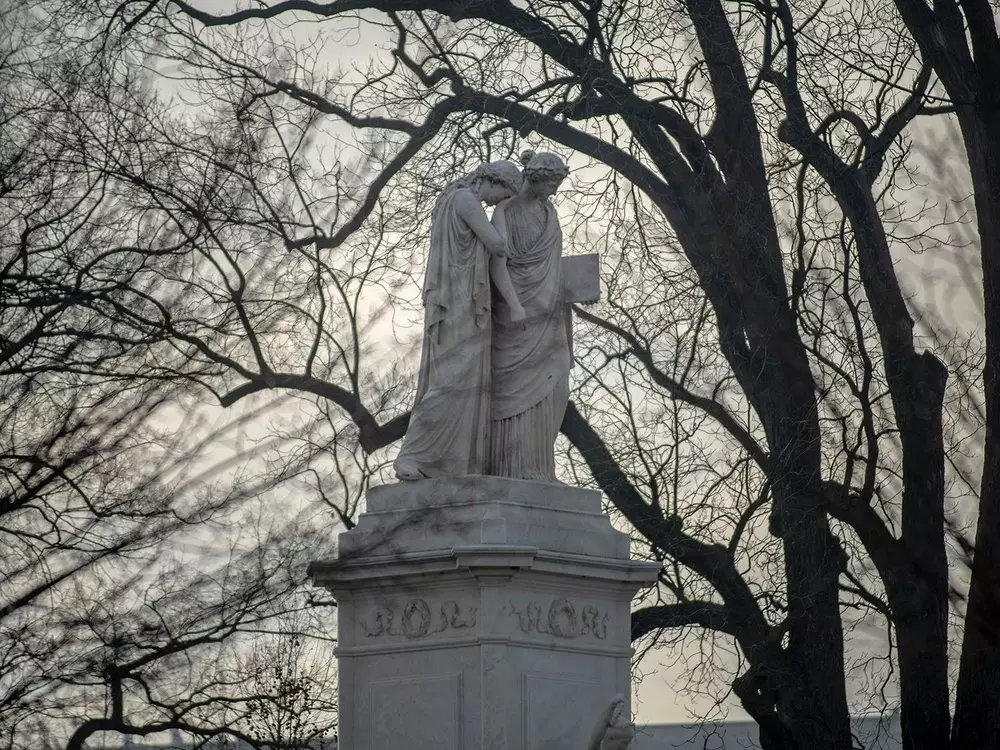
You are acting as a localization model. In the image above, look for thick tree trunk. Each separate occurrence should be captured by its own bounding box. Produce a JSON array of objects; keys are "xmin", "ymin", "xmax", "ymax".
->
[
  {"xmin": 883, "ymin": 3, "xmax": 1000, "ymax": 744},
  {"xmin": 762, "ymin": 344, "xmax": 851, "ymax": 750},
  {"xmin": 839, "ymin": 187, "xmax": 951, "ymax": 750},
  {"xmin": 775, "ymin": 99, "xmax": 953, "ymax": 746},
  {"xmin": 893, "ymin": 354, "xmax": 950, "ymax": 750},
  {"xmin": 951, "ymin": 110, "xmax": 1000, "ymax": 750},
  {"xmin": 889, "ymin": 550, "xmax": 950, "ymax": 750},
  {"xmin": 732, "ymin": 667, "xmax": 799, "ymax": 750},
  {"xmin": 674, "ymin": 2, "xmax": 854, "ymax": 742}
]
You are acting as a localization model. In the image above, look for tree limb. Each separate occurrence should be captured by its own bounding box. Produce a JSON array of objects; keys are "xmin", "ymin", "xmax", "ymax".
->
[{"xmin": 631, "ymin": 601, "xmax": 734, "ymax": 640}]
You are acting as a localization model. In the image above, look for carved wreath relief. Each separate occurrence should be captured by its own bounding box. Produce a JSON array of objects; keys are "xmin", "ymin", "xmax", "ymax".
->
[
  {"xmin": 361, "ymin": 599, "xmax": 477, "ymax": 638},
  {"xmin": 503, "ymin": 598, "xmax": 609, "ymax": 640}
]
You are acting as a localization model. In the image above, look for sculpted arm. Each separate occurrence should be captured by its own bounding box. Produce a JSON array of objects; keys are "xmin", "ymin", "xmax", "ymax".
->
[
  {"xmin": 454, "ymin": 190, "xmax": 508, "ymax": 256},
  {"xmin": 453, "ymin": 191, "xmax": 525, "ymax": 320},
  {"xmin": 489, "ymin": 201, "xmax": 526, "ymax": 322}
]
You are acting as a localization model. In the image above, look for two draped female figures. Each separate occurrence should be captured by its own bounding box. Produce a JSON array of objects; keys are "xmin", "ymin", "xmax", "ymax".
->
[{"xmin": 393, "ymin": 151, "xmax": 573, "ymax": 483}]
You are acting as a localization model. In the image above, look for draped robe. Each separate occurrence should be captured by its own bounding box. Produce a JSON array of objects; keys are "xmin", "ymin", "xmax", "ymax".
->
[
  {"xmin": 393, "ymin": 187, "xmax": 492, "ymax": 478},
  {"xmin": 488, "ymin": 198, "xmax": 571, "ymax": 481}
]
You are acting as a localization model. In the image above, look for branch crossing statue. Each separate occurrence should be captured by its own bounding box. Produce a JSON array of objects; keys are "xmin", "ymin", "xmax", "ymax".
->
[{"xmin": 394, "ymin": 151, "xmax": 600, "ymax": 483}]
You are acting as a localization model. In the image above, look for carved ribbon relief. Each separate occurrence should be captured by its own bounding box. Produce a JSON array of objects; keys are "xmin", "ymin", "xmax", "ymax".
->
[
  {"xmin": 503, "ymin": 598, "xmax": 609, "ymax": 640},
  {"xmin": 361, "ymin": 599, "xmax": 477, "ymax": 638}
]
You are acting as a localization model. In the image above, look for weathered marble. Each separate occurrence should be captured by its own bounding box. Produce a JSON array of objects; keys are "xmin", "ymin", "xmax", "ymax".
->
[
  {"xmin": 562, "ymin": 253, "xmax": 600, "ymax": 305},
  {"xmin": 308, "ymin": 477, "xmax": 658, "ymax": 750},
  {"xmin": 394, "ymin": 154, "xmax": 603, "ymax": 485},
  {"xmin": 393, "ymin": 161, "xmax": 522, "ymax": 482},
  {"xmin": 488, "ymin": 151, "xmax": 573, "ymax": 482}
]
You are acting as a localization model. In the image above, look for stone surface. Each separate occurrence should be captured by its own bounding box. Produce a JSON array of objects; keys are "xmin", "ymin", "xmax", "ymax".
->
[
  {"xmin": 586, "ymin": 695, "xmax": 635, "ymax": 750},
  {"xmin": 309, "ymin": 477, "xmax": 659, "ymax": 750},
  {"xmin": 338, "ymin": 476, "xmax": 627, "ymax": 560},
  {"xmin": 392, "ymin": 160, "xmax": 523, "ymax": 482},
  {"xmin": 487, "ymin": 151, "xmax": 572, "ymax": 482},
  {"xmin": 562, "ymin": 253, "xmax": 600, "ymax": 305},
  {"xmin": 393, "ymin": 153, "xmax": 590, "ymax": 484}
]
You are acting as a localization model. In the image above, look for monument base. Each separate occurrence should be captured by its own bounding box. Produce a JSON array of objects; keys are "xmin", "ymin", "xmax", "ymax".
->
[{"xmin": 308, "ymin": 477, "xmax": 659, "ymax": 750}]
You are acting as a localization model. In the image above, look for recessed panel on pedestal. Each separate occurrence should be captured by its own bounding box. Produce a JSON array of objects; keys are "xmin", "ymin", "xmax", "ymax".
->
[
  {"xmin": 523, "ymin": 673, "xmax": 605, "ymax": 750},
  {"xmin": 370, "ymin": 673, "xmax": 462, "ymax": 750}
]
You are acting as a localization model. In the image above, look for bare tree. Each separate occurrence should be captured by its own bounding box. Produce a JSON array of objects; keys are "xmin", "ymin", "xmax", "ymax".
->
[
  {"xmin": 8, "ymin": 0, "xmax": 989, "ymax": 748},
  {"xmin": 881, "ymin": 4, "xmax": 1000, "ymax": 747},
  {"xmin": 231, "ymin": 611, "xmax": 338, "ymax": 750},
  {"xmin": 0, "ymin": 8, "xmax": 350, "ymax": 749}
]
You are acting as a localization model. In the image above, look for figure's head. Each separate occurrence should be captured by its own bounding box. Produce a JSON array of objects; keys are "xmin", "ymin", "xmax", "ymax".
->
[
  {"xmin": 519, "ymin": 150, "xmax": 569, "ymax": 199},
  {"xmin": 471, "ymin": 160, "xmax": 522, "ymax": 205}
]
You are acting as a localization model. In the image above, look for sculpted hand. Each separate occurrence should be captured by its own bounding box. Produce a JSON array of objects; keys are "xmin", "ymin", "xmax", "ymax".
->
[{"xmin": 508, "ymin": 301, "xmax": 527, "ymax": 322}]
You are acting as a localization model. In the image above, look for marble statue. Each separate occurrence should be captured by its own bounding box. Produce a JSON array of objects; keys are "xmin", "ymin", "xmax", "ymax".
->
[
  {"xmin": 393, "ymin": 161, "xmax": 524, "ymax": 481},
  {"xmin": 586, "ymin": 694, "xmax": 636, "ymax": 750},
  {"xmin": 488, "ymin": 150, "xmax": 572, "ymax": 481}
]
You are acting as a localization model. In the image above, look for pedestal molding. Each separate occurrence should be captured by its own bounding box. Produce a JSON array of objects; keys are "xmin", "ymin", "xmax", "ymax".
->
[
  {"xmin": 310, "ymin": 478, "xmax": 659, "ymax": 750},
  {"xmin": 312, "ymin": 545, "xmax": 659, "ymax": 588},
  {"xmin": 335, "ymin": 638, "xmax": 633, "ymax": 659}
]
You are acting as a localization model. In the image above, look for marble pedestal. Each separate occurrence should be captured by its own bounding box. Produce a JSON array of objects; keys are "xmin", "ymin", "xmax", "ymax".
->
[{"xmin": 308, "ymin": 477, "xmax": 659, "ymax": 750}]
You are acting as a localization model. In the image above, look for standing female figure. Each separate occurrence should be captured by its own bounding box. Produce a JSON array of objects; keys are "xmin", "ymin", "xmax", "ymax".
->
[
  {"xmin": 488, "ymin": 151, "xmax": 571, "ymax": 481},
  {"xmin": 394, "ymin": 161, "xmax": 524, "ymax": 480}
]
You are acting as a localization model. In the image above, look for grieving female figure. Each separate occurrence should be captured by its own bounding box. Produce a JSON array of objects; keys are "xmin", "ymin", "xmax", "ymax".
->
[
  {"xmin": 393, "ymin": 161, "xmax": 524, "ymax": 481},
  {"xmin": 488, "ymin": 151, "xmax": 571, "ymax": 481}
]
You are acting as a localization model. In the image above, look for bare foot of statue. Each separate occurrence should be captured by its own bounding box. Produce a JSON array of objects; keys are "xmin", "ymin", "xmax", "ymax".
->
[{"xmin": 393, "ymin": 458, "xmax": 424, "ymax": 481}]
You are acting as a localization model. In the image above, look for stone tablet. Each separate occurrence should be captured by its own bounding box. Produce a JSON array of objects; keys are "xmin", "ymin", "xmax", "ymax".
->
[{"xmin": 562, "ymin": 253, "xmax": 600, "ymax": 304}]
